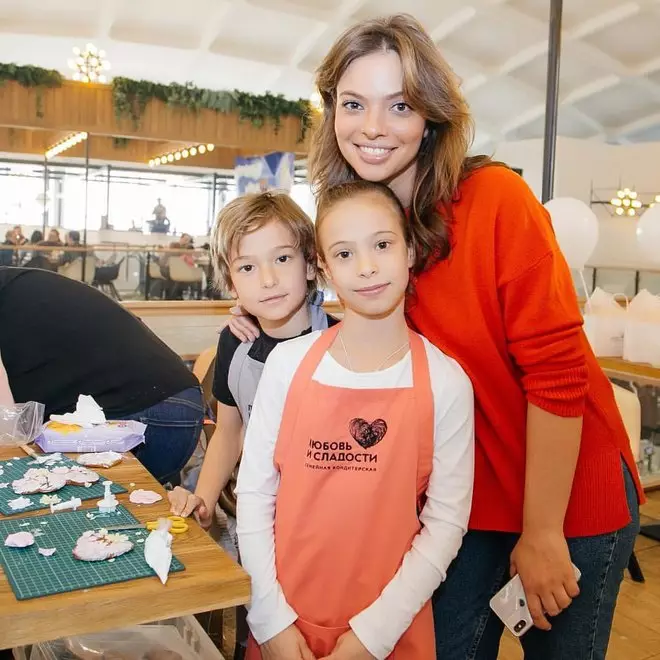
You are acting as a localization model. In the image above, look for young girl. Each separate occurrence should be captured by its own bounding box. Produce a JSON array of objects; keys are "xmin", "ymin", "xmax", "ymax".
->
[{"xmin": 236, "ymin": 180, "xmax": 474, "ymax": 660}]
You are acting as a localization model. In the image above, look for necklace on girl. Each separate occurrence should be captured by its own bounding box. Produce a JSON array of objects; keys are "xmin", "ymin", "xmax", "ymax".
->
[{"xmin": 338, "ymin": 330, "xmax": 409, "ymax": 372}]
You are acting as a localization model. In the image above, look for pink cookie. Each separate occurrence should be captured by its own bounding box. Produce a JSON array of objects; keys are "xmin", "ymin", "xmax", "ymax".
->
[
  {"xmin": 5, "ymin": 532, "xmax": 35, "ymax": 548},
  {"xmin": 129, "ymin": 489, "xmax": 163, "ymax": 505}
]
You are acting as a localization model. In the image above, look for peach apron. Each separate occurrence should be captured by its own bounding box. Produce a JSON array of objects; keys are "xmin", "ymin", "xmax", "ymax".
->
[{"xmin": 246, "ymin": 324, "xmax": 435, "ymax": 658}]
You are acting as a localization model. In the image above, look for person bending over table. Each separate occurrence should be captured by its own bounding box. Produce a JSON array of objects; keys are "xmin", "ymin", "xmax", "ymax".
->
[{"xmin": 0, "ymin": 266, "xmax": 203, "ymax": 486}]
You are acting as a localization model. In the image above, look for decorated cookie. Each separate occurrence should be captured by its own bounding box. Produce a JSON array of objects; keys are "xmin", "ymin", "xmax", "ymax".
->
[
  {"xmin": 76, "ymin": 451, "xmax": 123, "ymax": 468},
  {"xmin": 73, "ymin": 529, "xmax": 134, "ymax": 562}
]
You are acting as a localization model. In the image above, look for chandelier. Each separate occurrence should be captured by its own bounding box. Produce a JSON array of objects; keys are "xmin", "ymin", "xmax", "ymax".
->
[
  {"xmin": 68, "ymin": 44, "xmax": 111, "ymax": 83},
  {"xmin": 610, "ymin": 188, "xmax": 643, "ymax": 217}
]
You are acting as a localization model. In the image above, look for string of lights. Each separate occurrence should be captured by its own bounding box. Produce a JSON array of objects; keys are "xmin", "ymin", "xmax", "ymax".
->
[{"xmin": 149, "ymin": 143, "xmax": 215, "ymax": 167}]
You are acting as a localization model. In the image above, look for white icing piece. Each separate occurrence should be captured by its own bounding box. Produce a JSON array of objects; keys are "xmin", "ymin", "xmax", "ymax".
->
[
  {"xmin": 39, "ymin": 494, "xmax": 62, "ymax": 506},
  {"xmin": 73, "ymin": 530, "xmax": 134, "ymax": 561},
  {"xmin": 129, "ymin": 489, "xmax": 163, "ymax": 505},
  {"xmin": 30, "ymin": 453, "xmax": 63, "ymax": 466},
  {"xmin": 5, "ymin": 532, "xmax": 35, "ymax": 548},
  {"xmin": 8, "ymin": 496, "xmax": 32, "ymax": 510},
  {"xmin": 0, "ymin": 483, "xmax": 8, "ymax": 489},
  {"xmin": 38, "ymin": 548, "xmax": 56, "ymax": 557},
  {"xmin": 64, "ymin": 466, "xmax": 100, "ymax": 485},
  {"xmin": 76, "ymin": 452, "xmax": 123, "ymax": 468}
]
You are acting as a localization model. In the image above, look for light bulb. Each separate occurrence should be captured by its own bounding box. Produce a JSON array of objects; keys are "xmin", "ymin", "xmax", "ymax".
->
[
  {"xmin": 610, "ymin": 198, "xmax": 621, "ymax": 206},
  {"xmin": 174, "ymin": 152, "xmax": 182, "ymax": 160},
  {"xmin": 655, "ymin": 195, "xmax": 660, "ymax": 203},
  {"xmin": 630, "ymin": 191, "xmax": 637, "ymax": 199},
  {"xmin": 166, "ymin": 154, "xmax": 173, "ymax": 162},
  {"xmin": 624, "ymin": 188, "xmax": 630, "ymax": 194},
  {"xmin": 190, "ymin": 147, "xmax": 197, "ymax": 156},
  {"xmin": 617, "ymin": 190, "xmax": 624, "ymax": 198},
  {"xmin": 633, "ymin": 200, "xmax": 642, "ymax": 208},
  {"xmin": 207, "ymin": 144, "xmax": 215, "ymax": 151},
  {"xmin": 199, "ymin": 145, "xmax": 206, "ymax": 154},
  {"xmin": 182, "ymin": 150, "xmax": 189, "ymax": 158},
  {"xmin": 623, "ymin": 198, "xmax": 630, "ymax": 206},
  {"xmin": 627, "ymin": 208, "xmax": 635, "ymax": 216},
  {"xmin": 149, "ymin": 160, "xmax": 154, "ymax": 167}
]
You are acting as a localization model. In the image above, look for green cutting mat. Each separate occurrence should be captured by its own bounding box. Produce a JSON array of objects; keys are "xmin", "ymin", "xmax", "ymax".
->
[
  {"xmin": 0, "ymin": 455, "xmax": 125, "ymax": 516},
  {"xmin": 0, "ymin": 505, "xmax": 184, "ymax": 600}
]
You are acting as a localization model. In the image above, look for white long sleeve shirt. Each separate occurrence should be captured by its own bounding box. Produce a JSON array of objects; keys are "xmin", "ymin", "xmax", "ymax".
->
[{"xmin": 236, "ymin": 331, "xmax": 475, "ymax": 659}]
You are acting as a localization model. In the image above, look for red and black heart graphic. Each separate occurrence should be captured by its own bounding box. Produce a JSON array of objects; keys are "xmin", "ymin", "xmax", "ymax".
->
[{"xmin": 349, "ymin": 418, "xmax": 388, "ymax": 449}]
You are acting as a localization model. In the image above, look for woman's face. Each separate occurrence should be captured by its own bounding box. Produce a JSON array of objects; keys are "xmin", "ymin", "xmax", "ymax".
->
[{"xmin": 334, "ymin": 50, "xmax": 427, "ymax": 204}]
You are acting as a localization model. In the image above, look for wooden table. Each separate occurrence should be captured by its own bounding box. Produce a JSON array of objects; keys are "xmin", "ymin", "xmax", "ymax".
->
[
  {"xmin": 0, "ymin": 447, "xmax": 250, "ymax": 650},
  {"xmin": 597, "ymin": 357, "xmax": 660, "ymax": 387}
]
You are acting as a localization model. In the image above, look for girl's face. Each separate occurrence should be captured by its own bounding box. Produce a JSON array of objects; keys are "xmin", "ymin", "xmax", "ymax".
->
[
  {"xmin": 318, "ymin": 194, "xmax": 413, "ymax": 319},
  {"xmin": 334, "ymin": 50, "xmax": 427, "ymax": 204}
]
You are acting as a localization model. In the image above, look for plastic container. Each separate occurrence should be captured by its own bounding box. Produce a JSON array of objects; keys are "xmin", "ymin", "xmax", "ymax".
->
[{"xmin": 22, "ymin": 614, "xmax": 224, "ymax": 660}]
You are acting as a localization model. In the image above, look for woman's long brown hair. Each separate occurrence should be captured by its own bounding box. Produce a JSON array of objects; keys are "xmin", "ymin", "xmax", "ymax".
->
[{"xmin": 308, "ymin": 13, "xmax": 495, "ymax": 273}]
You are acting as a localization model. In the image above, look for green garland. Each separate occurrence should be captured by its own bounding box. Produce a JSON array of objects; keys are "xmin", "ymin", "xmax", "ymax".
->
[
  {"xmin": 0, "ymin": 62, "xmax": 312, "ymax": 141},
  {"xmin": 0, "ymin": 62, "xmax": 63, "ymax": 88},
  {"xmin": 0, "ymin": 63, "xmax": 63, "ymax": 118},
  {"xmin": 111, "ymin": 77, "xmax": 312, "ymax": 142}
]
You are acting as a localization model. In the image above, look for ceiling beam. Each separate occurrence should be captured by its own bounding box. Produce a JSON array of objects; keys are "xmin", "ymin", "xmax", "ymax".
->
[
  {"xmin": 430, "ymin": 7, "xmax": 478, "ymax": 42},
  {"xmin": 609, "ymin": 111, "xmax": 660, "ymax": 141},
  {"xmin": 266, "ymin": 0, "xmax": 370, "ymax": 90},
  {"xmin": 461, "ymin": 2, "xmax": 641, "ymax": 94}
]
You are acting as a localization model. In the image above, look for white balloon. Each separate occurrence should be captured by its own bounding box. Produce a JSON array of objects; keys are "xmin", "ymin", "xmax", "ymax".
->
[
  {"xmin": 636, "ymin": 205, "xmax": 660, "ymax": 266},
  {"xmin": 544, "ymin": 197, "xmax": 599, "ymax": 270}
]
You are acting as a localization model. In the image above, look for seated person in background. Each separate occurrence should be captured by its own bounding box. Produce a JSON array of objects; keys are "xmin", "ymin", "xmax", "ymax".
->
[
  {"xmin": 168, "ymin": 191, "xmax": 336, "ymax": 527},
  {"xmin": 58, "ymin": 230, "xmax": 84, "ymax": 267},
  {"xmin": 0, "ymin": 267, "xmax": 203, "ymax": 486},
  {"xmin": 0, "ymin": 231, "xmax": 15, "ymax": 267}
]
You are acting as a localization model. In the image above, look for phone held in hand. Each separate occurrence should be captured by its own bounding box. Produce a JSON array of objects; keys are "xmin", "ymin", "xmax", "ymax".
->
[{"xmin": 489, "ymin": 563, "xmax": 582, "ymax": 637}]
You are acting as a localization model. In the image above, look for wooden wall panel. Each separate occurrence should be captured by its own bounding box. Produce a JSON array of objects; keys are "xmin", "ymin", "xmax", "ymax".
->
[{"xmin": 0, "ymin": 81, "xmax": 311, "ymax": 154}]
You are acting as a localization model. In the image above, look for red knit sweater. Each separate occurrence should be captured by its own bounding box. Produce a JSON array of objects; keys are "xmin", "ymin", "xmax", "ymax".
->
[{"xmin": 407, "ymin": 166, "xmax": 644, "ymax": 537}]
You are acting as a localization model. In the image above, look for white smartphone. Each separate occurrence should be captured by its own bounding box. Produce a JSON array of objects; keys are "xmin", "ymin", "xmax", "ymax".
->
[{"xmin": 489, "ymin": 563, "xmax": 581, "ymax": 637}]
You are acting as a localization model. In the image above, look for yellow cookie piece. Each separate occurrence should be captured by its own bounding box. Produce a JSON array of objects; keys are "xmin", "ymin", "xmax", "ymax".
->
[{"xmin": 47, "ymin": 421, "xmax": 83, "ymax": 434}]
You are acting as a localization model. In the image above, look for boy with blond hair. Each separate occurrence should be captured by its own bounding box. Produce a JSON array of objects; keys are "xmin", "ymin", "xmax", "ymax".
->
[{"xmin": 169, "ymin": 191, "xmax": 335, "ymax": 526}]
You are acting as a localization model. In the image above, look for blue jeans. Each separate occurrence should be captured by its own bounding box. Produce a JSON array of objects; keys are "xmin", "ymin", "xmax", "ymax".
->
[
  {"xmin": 433, "ymin": 461, "xmax": 640, "ymax": 659},
  {"xmin": 116, "ymin": 386, "xmax": 204, "ymax": 486}
]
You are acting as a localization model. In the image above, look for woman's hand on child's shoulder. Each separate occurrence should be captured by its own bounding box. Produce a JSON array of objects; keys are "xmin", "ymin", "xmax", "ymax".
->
[
  {"xmin": 319, "ymin": 631, "xmax": 375, "ymax": 660},
  {"xmin": 220, "ymin": 303, "xmax": 260, "ymax": 343},
  {"xmin": 261, "ymin": 624, "xmax": 316, "ymax": 660},
  {"xmin": 167, "ymin": 486, "xmax": 213, "ymax": 530}
]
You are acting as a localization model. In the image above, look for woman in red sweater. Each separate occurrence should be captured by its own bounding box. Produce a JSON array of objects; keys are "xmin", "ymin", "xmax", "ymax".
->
[
  {"xmin": 310, "ymin": 14, "xmax": 643, "ymax": 660},
  {"xmin": 228, "ymin": 13, "xmax": 642, "ymax": 660}
]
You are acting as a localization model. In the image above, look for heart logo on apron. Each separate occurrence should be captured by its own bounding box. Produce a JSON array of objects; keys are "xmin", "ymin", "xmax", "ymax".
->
[{"xmin": 349, "ymin": 418, "xmax": 388, "ymax": 449}]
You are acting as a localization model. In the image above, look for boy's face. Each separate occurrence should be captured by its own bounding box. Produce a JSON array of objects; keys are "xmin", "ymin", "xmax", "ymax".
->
[
  {"xmin": 318, "ymin": 194, "xmax": 413, "ymax": 318},
  {"xmin": 229, "ymin": 219, "xmax": 315, "ymax": 323}
]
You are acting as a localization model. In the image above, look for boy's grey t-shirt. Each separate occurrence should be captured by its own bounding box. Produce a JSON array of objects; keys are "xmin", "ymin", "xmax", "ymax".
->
[{"xmin": 212, "ymin": 309, "xmax": 337, "ymax": 423}]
